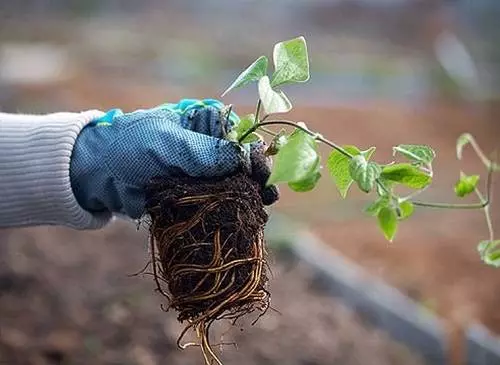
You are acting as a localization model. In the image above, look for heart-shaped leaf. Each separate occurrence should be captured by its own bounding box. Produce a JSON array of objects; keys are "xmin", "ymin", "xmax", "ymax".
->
[
  {"xmin": 271, "ymin": 36, "xmax": 310, "ymax": 87},
  {"xmin": 288, "ymin": 158, "xmax": 321, "ymax": 192},
  {"xmin": 267, "ymin": 130, "xmax": 318, "ymax": 186},
  {"xmin": 327, "ymin": 146, "xmax": 376, "ymax": 198},
  {"xmin": 393, "ymin": 144, "xmax": 436, "ymax": 165},
  {"xmin": 454, "ymin": 173, "xmax": 479, "ymax": 197},
  {"xmin": 258, "ymin": 76, "xmax": 292, "ymax": 114},
  {"xmin": 378, "ymin": 207, "xmax": 398, "ymax": 242},
  {"xmin": 222, "ymin": 56, "xmax": 268, "ymax": 97},
  {"xmin": 381, "ymin": 163, "xmax": 432, "ymax": 189}
]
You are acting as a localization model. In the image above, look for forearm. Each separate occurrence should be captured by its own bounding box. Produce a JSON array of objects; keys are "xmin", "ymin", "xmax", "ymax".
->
[{"xmin": 0, "ymin": 110, "xmax": 112, "ymax": 229}]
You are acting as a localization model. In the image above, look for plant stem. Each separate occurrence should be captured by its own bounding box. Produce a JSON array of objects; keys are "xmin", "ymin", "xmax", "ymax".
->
[
  {"xmin": 466, "ymin": 134, "xmax": 493, "ymax": 169},
  {"xmin": 246, "ymin": 121, "xmax": 400, "ymax": 202},
  {"xmin": 411, "ymin": 201, "xmax": 488, "ymax": 209},
  {"xmin": 411, "ymin": 165, "xmax": 493, "ymax": 210},
  {"xmin": 474, "ymin": 168, "xmax": 495, "ymax": 241},
  {"xmin": 254, "ymin": 100, "xmax": 262, "ymax": 125},
  {"xmin": 478, "ymin": 194, "xmax": 494, "ymax": 241},
  {"xmin": 401, "ymin": 185, "xmax": 430, "ymax": 202},
  {"xmin": 484, "ymin": 205, "xmax": 494, "ymax": 241},
  {"xmin": 238, "ymin": 119, "xmax": 353, "ymax": 158},
  {"xmin": 238, "ymin": 118, "xmax": 492, "ymax": 212}
]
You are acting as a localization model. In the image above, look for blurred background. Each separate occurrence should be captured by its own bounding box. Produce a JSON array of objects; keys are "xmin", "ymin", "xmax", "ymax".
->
[{"xmin": 1, "ymin": 0, "xmax": 500, "ymax": 364}]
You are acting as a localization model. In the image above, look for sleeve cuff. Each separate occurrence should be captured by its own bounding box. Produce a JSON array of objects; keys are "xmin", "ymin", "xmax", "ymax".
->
[{"xmin": 0, "ymin": 110, "xmax": 113, "ymax": 230}]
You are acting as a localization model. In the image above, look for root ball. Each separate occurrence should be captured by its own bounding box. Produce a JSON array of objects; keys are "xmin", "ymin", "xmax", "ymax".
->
[{"xmin": 145, "ymin": 173, "xmax": 270, "ymax": 364}]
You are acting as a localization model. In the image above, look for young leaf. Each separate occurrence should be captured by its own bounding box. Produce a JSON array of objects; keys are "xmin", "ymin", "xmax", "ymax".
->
[
  {"xmin": 381, "ymin": 163, "xmax": 432, "ymax": 189},
  {"xmin": 349, "ymin": 155, "xmax": 381, "ymax": 193},
  {"xmin": 265, "ymin": 131, "xmax": 288, "ymax": 156},
  {"xmin": 271, "ymin": 36, "xmax": 310, "ymax": 87},
  {"xmin": 229, "ymin": 114, "xmax": 260, "ymax": 144},
  {"xmin": 240, "ymin": 132, "xmax": 262, "ymax": 144},
  {"xmin": 454, "ymin": 174, "xmax": 479, "ymax": 197},
  {"xmin": 456, "ymin": 133, "xmax": 473, "ymax": 160},
  {"xmin": 397, "ymin": 201, "xmax": 414, "ymax": 220},
  {"xmin": 222, "ymin": 56, "xmax": 268, "ymax": 97},
  {"xmin": 267, "ymin": 130, "xmax": 318, "ymax": 186},
  {"xmin": 364, "ymin": 196, "xmax": 390, "ymax": 216},
  {"xmin": 258, "ymin": 76, "xmax": 292, "ymax": 114},
  {"xmin": 234, "ymin": 114, "xmax": 254, "ymax": 136},
  {"xmin": 393, "ymin": 145, "xmax": 436, "ymax": 165},
  {"xmin": 477, "ymin": 240, "xmax": 500, "ymax": 268},
  {"xmin": 378, "ymin": 207, "xmax": 398, "ymax": 242},
  {"xmin": 288, "ymin": 159, "xmax": 321, "ymax": 192},
  {"xmin": 327, "ymin": 146, "xmax": 359, "ymax": 198},
  {"xmin": 327, "ymin": 146, "xmax": 376, "ymax": 198}
]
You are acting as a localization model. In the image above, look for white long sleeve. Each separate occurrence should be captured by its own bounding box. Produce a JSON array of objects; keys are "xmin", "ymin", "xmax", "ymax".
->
[{"xmin": 0, "ymin": 110, "xmax": 113, "ymax": 229}]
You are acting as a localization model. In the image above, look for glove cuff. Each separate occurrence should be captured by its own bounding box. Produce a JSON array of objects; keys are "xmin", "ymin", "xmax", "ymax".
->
[{"xmin": 0, "ymin": 110, "xmax": 112, "ymax": 229}]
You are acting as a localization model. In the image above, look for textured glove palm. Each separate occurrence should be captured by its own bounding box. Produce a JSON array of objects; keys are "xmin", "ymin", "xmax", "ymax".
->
[{"xmin": 70, "ymin": 99, "xmax": 278, "ymax": 219}]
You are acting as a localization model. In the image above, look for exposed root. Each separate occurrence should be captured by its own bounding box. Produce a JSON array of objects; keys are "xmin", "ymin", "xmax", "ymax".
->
[{"xmin": 145, "ymin": 173, "xmax": 270, "ymax": 364}]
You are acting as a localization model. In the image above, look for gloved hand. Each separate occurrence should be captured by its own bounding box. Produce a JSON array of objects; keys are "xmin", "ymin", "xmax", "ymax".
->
[{"xmin": 70, "ymin": 99, "xmax": 279, "ymax": 219}]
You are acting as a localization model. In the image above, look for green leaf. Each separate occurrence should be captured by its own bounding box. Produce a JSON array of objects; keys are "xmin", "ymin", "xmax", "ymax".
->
[
  {"xmin": 456, "ymin": 133, "xmax": 473, "ymax": 160},
  {"xmin": 222, "ymin": 56, "xmax": 268, "ymax": 97},
  {"xmin": 271, "ymin": 36, "xmax": 310, "ymax": 87},
  {"xmin": 393, "ymin": 144, "xmax": 436, "ymax": 165},
  {"xmin": 349, "ymin": 155, "xmax": 381, "ymax": 193},
  {"xmin": 267, "ymin": 130, "xmax": 319, "ymax": 186},
  {"xmin": 381, "ymin": 163, "xmax": 432, "ymax": 189},
  {"xmin": 327, "ymin": 146, "xmax": 359, "ymax": 198},
  {"xmin": 229, "ymin": 114, "xmax": 261, "ymax": 144},
  {"xmin": 364, "ymin": 196, "xmax": 390, "ymax": 216},
  {"xmin": 234, "ymin": 113, "xmax": 254, "ymax": 136},
  {"xmin": 477, "ymin": 240, "xmax": 500, "ymax": 268},
  {"xmin": 378, "ymin": 207, "xmax": 398, "ymax": 242},
  {"xmin": 327, "ymin": 146, "xmax": 376, "ymax": 198},
  {"xmin": 258, "ymin": 76, "xmax": 292, "ymax": 114},
  {"xmin": 397, "ymin": 201, "xmax": 414, "ymax": 220},
  {"xmin": 288, "ymin": 158, "xmax": 321, "ymax": 192},
  {"xmin": 454, "ymin": 174, "xmax": 479, "ymax": 197}
]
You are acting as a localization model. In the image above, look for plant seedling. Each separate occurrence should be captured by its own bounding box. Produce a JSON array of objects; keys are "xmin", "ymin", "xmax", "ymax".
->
[
  {"xmin": 145, "ymin": 36, "xmax": 499, "ymax": 365},
  {"xmin": 222, "ymin": 36, "xmax": 498, "ymax": 259}
]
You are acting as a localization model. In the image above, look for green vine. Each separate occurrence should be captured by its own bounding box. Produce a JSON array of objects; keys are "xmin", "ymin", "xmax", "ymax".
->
[{"xmin": 222, "ymin": 36, "xmax": 499, "ymax": 267}]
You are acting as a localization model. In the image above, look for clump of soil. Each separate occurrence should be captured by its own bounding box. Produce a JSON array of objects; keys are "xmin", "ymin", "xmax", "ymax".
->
[{"xmin": 145, "ymin": 173, "xmax": 270, "ymax": 364}]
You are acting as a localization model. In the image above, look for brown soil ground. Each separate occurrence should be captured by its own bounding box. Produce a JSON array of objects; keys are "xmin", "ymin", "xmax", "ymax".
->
[{"xmin": 0, "ymin": 222, "xmax": 425, "ymax": 365}]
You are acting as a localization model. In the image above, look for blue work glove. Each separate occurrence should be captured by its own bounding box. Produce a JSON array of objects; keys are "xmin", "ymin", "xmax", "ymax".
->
[{"xmin": 70, "ymin": 99, "xmax": 279, "ymax": 219}]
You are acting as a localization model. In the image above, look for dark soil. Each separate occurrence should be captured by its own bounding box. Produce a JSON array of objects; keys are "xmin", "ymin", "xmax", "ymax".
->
[
  {"xmin": 145, "ymin": 173, "xmax": 269, "ymax": 362},
  {"xmin": 0, "ymin": 222, "xmax": 425, "ymax": 365}
]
